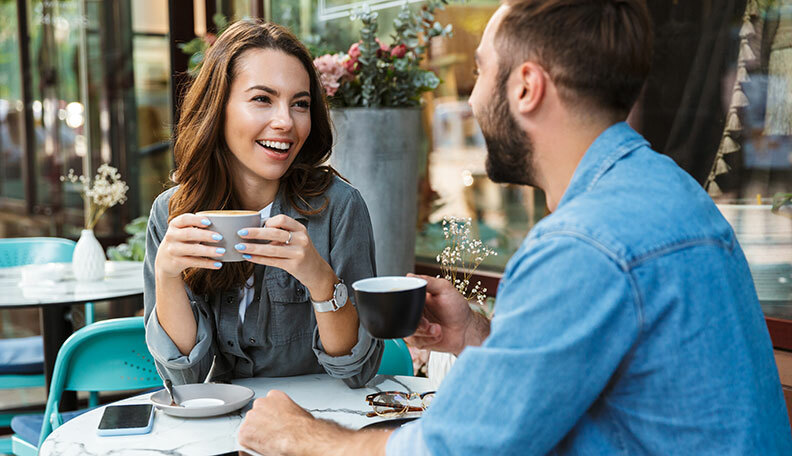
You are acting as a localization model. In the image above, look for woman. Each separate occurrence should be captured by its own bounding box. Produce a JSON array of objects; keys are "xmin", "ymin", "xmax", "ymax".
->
[{"xmin": 143, "ymin": 20, "xmax": 382, "ymax": 388}]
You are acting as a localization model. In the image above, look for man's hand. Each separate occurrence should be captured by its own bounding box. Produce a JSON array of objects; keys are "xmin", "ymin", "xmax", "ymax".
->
[
  {"xmin": 238, "ymin": 390, "xmax": 391, "ymax": 456},
  {"xmin": 238, "ymin": 390, "xmax": 315, "ymax": 455},
  {"xmin": 404, "ymin": 274, "xmax": 491, "ymax": 356}
]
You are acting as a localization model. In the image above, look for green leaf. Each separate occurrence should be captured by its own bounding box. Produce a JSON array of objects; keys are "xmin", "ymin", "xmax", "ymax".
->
[{"xmin": 213, "ymin": 13, "xmax": 228, "ymax": 32}]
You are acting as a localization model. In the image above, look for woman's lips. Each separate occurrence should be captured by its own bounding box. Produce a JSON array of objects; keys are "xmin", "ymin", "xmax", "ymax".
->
[{"xmin": 256, "ymin": 140, "xmax": 292, "ymax": 161}]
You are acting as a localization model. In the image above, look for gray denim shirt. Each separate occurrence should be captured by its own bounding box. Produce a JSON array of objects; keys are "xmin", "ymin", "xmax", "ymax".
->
[{"xmin": 143, "ymin": 176, "xmax": 383, "ymax": 388}]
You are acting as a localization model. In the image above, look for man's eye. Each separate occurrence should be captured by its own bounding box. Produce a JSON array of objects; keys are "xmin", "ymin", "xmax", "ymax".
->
[{"xmin": 253, "ymin": 95, "xmax": 271, "ymax": 103}]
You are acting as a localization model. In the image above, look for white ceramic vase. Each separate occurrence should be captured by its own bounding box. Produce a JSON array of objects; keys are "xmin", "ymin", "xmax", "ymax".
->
[{"xmin": 72, "ymin": 229, "xmax": 106, "ymax": 282}]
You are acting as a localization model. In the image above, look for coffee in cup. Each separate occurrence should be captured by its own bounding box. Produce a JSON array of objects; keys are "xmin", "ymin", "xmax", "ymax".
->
[{"xmin": 197, "ymin": 210, "xmax": 262, "ymax": 262}]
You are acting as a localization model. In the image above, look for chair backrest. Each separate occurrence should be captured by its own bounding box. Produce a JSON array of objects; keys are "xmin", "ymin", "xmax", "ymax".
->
[
  {"xmin": 0, "ymin": 238, "xmax": 75, "ymax": 268},
  {"xmin": 377, "ymin": 339, "xmax": 414, "ymax": 376},
  {"xmin": 38, "ymin": 317, "xmax": 160, "ymax": 446}
]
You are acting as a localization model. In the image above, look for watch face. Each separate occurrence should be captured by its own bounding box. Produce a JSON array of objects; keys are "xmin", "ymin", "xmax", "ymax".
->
[{"xmin": 335, "ymin": 282, "xmax": 348, "ymax": 309}]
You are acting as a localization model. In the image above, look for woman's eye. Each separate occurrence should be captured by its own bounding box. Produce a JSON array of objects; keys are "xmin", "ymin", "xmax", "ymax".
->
[
  {"xmin": 473, "ymin": 68, "xmax": 479, "ymax": 79},
  {"xmin": 252, "ymin": 95, "xmax": 271, "ymax": 103},
  {"xmin": 294, "ymin": 100, "xmax": 310, "ymax": 109}
]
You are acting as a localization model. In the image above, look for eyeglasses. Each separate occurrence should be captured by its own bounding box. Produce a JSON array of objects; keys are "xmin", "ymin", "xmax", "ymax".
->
[{"xmin": 365, "ymin": 391, "xmax": 436, "ymax": 418}]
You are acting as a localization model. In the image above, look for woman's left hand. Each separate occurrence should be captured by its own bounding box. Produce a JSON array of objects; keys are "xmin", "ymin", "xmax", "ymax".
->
[{"xmin": 235, "ymin": 214, "xmax": 336, "ymax": 299}]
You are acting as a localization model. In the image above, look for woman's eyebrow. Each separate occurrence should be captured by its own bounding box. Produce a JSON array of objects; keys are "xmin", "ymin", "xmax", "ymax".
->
[
  {"xmin": 245, "ymin": 85, "xmax": 310, "ymax": 100},
  {"xmin": 246, "ymin": 84, "xmax": 278, "ymax": 95}
]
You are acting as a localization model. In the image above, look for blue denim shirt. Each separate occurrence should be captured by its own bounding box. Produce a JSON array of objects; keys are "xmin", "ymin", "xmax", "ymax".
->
[{"xmin": 387, "ymin": 123, "xmax": 792, "ymax": 455}]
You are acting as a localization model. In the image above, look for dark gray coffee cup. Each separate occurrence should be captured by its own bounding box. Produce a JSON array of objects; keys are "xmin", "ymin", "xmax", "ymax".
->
[
  {"xmin": 197, "ymin": 210, "xmax": 263, "ymax": 262},
  {"xmin": 352, "ymin": 276, "xmax": 427, "ymax": 339}
]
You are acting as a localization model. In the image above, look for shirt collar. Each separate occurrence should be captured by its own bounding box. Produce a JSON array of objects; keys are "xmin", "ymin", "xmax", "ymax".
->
[{"xmin": 556, "ymin": 121, "xmax": 649, "ymax": 209}]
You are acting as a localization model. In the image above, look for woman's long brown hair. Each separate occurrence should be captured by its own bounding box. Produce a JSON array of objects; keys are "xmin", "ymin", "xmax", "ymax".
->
[{"xmin": 168, "ymin": 20, "xmax": 338, "ymax": 295}]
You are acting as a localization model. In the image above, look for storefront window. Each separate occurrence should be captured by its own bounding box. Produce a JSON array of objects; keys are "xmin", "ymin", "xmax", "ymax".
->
[
  {"xmin": 132, "ymin": 0, "xmax": 172, "ymax": 216},
  {"xmin": 0, "ymin": 0, "xmax": 25, "ymax": 200}
]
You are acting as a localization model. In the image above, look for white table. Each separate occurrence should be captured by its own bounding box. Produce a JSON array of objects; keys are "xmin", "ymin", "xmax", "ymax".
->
[
  {"xmin": 0, "ymin": 261, "xmax": 144, "ymax": 407},
  {"xmin": 0, "ymin": 261, "xmax": 144, "ymax": 307},
  {"xmin": 39, "ymin": 374, "xmax": 432, "ymax": 455}
]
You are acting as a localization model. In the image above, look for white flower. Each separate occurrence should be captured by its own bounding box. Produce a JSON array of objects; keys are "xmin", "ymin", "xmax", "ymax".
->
[{"xmin": 61, "ymin": 164, "xmax": 128, "ymax": 230}]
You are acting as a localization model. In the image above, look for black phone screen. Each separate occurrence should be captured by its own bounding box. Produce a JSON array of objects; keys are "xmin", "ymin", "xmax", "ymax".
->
[{"xmin": 98, "ymin": 404, "xmax": 153, "ymax": 430}]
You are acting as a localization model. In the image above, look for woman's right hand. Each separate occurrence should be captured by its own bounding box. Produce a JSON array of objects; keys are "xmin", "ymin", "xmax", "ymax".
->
[{"xmin": 154, "ymin": 214, "xmax": 225, "ymax": 278}]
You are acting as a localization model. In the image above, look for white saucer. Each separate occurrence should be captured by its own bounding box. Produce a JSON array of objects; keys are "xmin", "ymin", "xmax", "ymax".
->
[{"xmin": 150, "ymin": 383, "xmax": 254, "ymax": 418}]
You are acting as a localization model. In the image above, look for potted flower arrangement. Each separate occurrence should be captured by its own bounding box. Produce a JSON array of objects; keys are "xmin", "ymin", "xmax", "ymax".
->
[
  {"xmin": 61, "ymin": 164, "xmax": 129, "ymax": 281},
  {"xmin": 313, "ymin": 2, "xmax": 452, "ymax": 276}
]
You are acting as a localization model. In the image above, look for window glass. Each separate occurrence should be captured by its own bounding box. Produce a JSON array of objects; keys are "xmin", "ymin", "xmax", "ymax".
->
[
  {"xmin": 0, "ymin": 0, "xmax": 25, "ymax": 200},
  {"xmin": 132, "ymin": 0, "xmax": 172, "ymax": 216}
]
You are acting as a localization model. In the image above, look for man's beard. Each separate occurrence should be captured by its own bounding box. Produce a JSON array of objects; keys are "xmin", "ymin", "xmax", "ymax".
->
[{"xmin": 477, "ymin": 72, "xmax": 537, "ymax": 187}]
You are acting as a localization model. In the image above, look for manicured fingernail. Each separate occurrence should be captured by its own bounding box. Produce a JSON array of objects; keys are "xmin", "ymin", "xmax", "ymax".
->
[
  {"xmin": 212, "ymin": 234, "xmax": 223, "ymax": 241},
  {"xmin": 235, "ymin": 243, "xmax": 246, "ymax": 251},
  {"xmin": 201, "ymin": 219, "xmax": 211, "ymax": 226},
  {"xmin": 216, "ymin": 248, "xmax": 226, "ymax": 254},
  {"xmin": 242, "ymin": 254, "xmax": 252, "ymax": 260},
  {"xmin": 214, "ymin": 262, "xmax": 222, "ymax": 268},
  {"xmin": 237, "ymin": 229, "xmax": 248, "ymax": 236}
]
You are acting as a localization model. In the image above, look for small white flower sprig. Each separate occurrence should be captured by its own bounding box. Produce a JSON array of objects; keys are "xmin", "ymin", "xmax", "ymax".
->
[
  {"xmin": 436, "ymin": 216, "xmax": 497, "ymax": 310},
  {"xmin": 61, "ymin": 163, "xmax": 129, "ymax": 230}
]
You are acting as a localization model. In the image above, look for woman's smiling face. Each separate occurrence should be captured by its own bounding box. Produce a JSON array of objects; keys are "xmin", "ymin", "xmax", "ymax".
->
[{"xmin": 224, "ymin": 48, "xmax": 312, "ymax": 184}]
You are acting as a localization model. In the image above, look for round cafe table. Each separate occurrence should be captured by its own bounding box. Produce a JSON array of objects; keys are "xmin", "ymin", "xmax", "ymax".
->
[
  {"xmin": 39, "ymin": 373, "xmax": 433, "ymax": 455},
  {"xmin": 0, "ymin": 261, "xmax": 144, "ymax": 408}
]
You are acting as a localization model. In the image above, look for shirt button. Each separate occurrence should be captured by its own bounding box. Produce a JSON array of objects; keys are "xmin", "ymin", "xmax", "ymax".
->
[
  {"xmin": 296, "ymin": 288, "xmax": 304, "ymax": 297},
  {"xmin": 226, "ymin": 296, "xmax": 234, "ymax": 304},
  {"xmin": 227, "ymin": 340, "xmax": 234, "ymax": 347},
  {"xmin": 249, "ymin": 338, "xmax": 256, "ymax": 344}
]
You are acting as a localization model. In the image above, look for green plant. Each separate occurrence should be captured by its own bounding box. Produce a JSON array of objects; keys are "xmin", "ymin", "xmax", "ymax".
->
[
  {"xmin": 313, "ymin": 1, "xmax": 452, "ymax": 107},
  {"xmin": 179, "ymin": 13, "xmax": 230, "ymax": 74},
  {"xmin": 107, "ymin": 216, "xmax": 148, "ymax": 262}
]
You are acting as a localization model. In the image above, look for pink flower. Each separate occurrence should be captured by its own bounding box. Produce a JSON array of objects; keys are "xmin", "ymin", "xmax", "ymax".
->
[
  {"xmin": 375, "ymin": 38, "xmax": 390, "ymax": 57},
  {"xmin": 313, "ymin": 54, "xmax": 350, "ymax": 97},
  {"xmin": 202, "ymin": 33, "xmax": 217, "ymax": 47},
  {"xmin": 344, "ymin": 42, "xmax": 362, "ymax": 74},
  {"xmin": 347, "ymin": 42, "xmax": 361, "ymax": 60},
  {"xmin": 390, "ymin": 44, "xmax": 407, "ymax": 59}
]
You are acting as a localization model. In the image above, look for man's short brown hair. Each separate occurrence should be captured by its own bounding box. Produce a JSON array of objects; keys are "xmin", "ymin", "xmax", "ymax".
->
[{"xmin": 497, "ymin": 0, "xmax": 653, "ymax": 118}]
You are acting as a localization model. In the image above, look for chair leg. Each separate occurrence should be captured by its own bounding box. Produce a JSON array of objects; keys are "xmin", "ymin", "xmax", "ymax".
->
[
  {"xmin": 0, "ymin": 436, "xmax": 11, "ymax": 454},
  {"xmin": 85, "ymin": 303, "xmax": 95, "ymax": 325}
]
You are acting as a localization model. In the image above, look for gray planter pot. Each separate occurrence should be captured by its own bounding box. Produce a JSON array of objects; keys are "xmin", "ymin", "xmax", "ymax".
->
[{"xmin": 330, "ymin": 107, "xmax": 423, "ymax": 276}]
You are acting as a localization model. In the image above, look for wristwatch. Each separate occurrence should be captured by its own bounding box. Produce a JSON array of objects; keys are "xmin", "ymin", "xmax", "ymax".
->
[{"xmin": 310, "ymin": 279, "xmax": 348, "ymax": 312}]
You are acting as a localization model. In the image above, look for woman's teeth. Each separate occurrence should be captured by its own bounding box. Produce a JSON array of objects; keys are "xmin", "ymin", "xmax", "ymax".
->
[{"xmin": 258, "ymin": 140, "xmax": 290, "ymax": 151}]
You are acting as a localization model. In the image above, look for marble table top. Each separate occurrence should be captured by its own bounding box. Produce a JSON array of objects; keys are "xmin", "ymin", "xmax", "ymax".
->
[
  {"xmin": 0, "ymin": 261, "xmax": 143, "ymax": 307},
  {"xmin": 40, "ymin": 373, "xmax": 432, "ymax": 456}
]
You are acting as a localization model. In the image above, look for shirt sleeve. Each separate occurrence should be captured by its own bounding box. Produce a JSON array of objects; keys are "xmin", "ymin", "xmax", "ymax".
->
[
  {"xmin": 142, "ymin": 192, "xmax": 215, "ymax": 385},
  {"xmin": 390, "ymin": 234, "xmax": 640, "ymax": 455},
  {"xmin": 311, "ymin": 187, "xmax": 384, "ymax": 388}
]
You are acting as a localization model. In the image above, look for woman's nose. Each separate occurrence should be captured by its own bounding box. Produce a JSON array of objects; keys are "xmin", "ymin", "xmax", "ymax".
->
[{"xmin": 270, "ymin": 104, "xmax": 294, "ymax": 130}]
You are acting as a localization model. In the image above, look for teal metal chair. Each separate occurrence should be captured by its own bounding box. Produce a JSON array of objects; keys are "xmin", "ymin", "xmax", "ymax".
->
[
  {"xmin": 377, "ymin": 339, "xmax": 414, "ymax": 376},
  {"xmin": 0, "ymin": 237, "xmax": 96, "ymax": 454},
  {"xmin": 10, "ymin": 317, "xmax": 161, "ymax": 455}
]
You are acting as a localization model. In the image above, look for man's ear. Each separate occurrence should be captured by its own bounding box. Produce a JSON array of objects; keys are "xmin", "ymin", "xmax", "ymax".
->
[{"xmin": 515, "ymin": 62, "xmax": 546, "ymax": 114}]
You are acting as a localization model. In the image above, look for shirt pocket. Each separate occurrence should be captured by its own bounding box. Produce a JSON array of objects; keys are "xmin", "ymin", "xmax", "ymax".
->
[{"xmin": 266, "ymin": 270, "xmax": 313, "ymax": 346}]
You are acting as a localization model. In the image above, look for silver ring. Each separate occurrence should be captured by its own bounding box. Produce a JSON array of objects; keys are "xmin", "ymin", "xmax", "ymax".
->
[{"xmin": 285, "ymin": 231, "xmax": 292, "ymax": 245}]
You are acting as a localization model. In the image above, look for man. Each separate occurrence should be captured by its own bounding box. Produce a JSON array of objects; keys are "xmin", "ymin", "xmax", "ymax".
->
[{"xmin": 238, "ymin": 0, "xmax": 792, "ymax": 454}]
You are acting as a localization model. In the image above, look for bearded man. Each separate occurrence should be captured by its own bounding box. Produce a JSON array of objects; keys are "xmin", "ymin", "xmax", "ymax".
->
[{"xmin": 238, "ymin": 1, "xmax": 792, "ymax": 454}]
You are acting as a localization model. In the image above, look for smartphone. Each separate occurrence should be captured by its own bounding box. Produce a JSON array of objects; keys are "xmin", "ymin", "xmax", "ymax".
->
[{"xmin": 97, "ymin": 404, "xmax": 155, "ymax": 436}]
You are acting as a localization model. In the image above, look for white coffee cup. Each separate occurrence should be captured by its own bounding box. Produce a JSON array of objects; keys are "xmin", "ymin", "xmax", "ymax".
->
[{"xmin": 197, "ymin": 210, "xmax": 263, "ymax": 262}]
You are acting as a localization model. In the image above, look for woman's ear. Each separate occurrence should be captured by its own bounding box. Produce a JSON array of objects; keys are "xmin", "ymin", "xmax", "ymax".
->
[{"xmin": 515, "ymin": 62, "xmax": 546, "ymax": 115}]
